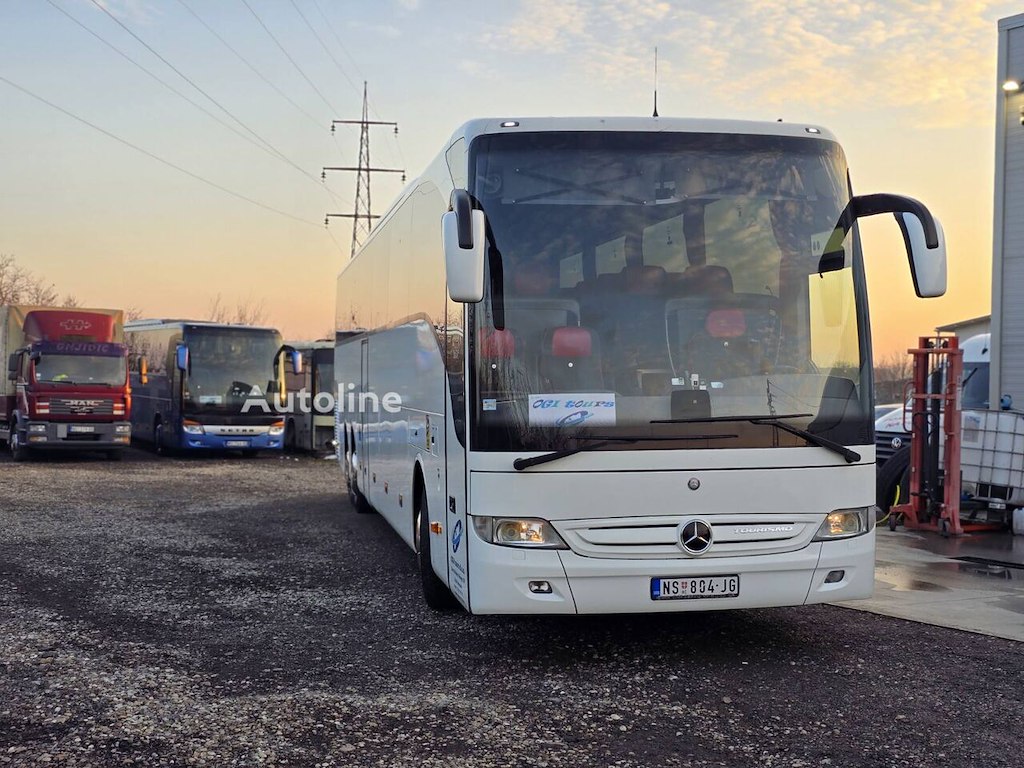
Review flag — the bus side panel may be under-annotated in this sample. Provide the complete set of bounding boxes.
[444,371,469,607]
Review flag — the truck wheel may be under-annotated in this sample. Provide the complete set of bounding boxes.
[415,495,459,611]
[876,445,911,513]
[10,431,31,463]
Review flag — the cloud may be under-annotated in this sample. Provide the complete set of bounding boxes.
[89,0,160,25]
[481,0,1021,127]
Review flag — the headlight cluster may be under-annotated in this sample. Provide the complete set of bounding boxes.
[28,424,47,433]
[115,424,131,434]
[813,507,873,541]
[472,516,568,549]
[268,420,285,436]
[182,420,205,435]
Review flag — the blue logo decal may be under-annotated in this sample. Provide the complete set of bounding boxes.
[556,410,591,427]
[452,519,463,553]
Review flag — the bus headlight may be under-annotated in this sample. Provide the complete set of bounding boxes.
[182,420,205,435]
[472,516,568,549]
[268,420,285,436]
[813,507,873,540]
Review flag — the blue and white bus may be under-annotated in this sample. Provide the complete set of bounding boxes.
[126,320,298,455]
[334,117,946,614]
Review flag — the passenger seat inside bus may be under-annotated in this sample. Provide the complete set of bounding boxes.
[538,326,605,391]
[502,264,581,380]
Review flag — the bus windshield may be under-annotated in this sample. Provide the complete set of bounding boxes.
[469,131,870,452]
[183,327,283,414]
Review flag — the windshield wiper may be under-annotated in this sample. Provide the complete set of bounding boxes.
[513,433,739,471]
[651,412,861,463]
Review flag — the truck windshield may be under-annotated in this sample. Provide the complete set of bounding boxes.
[469,130,871,453]
[35,354,126,386]
[183,327,283,414]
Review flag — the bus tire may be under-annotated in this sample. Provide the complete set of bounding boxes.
[284,420,296,452]
[416,494,458,611]
[876,445,911,513]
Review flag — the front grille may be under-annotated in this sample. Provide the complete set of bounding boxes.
[554,514,822,560]
[48,398,114,416]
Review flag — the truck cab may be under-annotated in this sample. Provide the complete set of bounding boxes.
[2,307,132,460]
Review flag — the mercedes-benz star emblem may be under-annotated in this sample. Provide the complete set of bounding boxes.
[679,519,713,555]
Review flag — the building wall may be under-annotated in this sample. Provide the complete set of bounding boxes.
[994,15,1024,408]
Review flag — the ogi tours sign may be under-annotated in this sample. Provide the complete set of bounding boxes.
[528,393,616,427]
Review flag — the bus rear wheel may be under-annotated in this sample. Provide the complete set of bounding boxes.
[415,496,458,611]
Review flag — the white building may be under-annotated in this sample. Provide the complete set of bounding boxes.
[993,14,1024,409]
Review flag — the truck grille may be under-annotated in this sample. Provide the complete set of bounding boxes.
[554,514,822,560]
[875,431,909,465]
[48,398,114,416]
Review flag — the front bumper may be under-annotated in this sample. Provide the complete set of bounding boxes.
[24,421,131,450]
[176,427,282,451]
[466,526,875,615]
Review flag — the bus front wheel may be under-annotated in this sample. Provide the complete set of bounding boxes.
[415,496,458,611]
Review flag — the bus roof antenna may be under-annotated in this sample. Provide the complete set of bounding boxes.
[652,46,659,118]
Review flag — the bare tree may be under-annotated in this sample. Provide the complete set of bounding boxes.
[0,254,65,306]
[125,305,145,321]
[205,293,269,326]
[60,293,81,309]
[234,296,268,326]
[875,350,913,403]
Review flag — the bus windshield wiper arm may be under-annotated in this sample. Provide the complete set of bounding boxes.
[651,413,860,463]
[513,433,739,471]
[749,417,861,463]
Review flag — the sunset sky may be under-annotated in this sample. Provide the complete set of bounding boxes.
[0,0,1015,358]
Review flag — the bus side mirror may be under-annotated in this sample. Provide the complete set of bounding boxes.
[442,189,486,303]
[290,351,303,376]
[896,212,946,298]
[848,193,947,298]
[7,354,17,381]
[175,345,189,372]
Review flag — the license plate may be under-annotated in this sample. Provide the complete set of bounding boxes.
[224,440,250,448]
[68,425,95,433]
[651,575,740,600]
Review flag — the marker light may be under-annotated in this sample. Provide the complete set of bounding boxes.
[500,121,520,128]
[805,127,822,134]
[1003,79,1021,93]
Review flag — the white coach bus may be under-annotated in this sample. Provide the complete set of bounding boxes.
[334,117,946,614]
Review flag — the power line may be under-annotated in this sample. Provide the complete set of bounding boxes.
[80,0,341,205]
[47,0,336,203]
[0,74,320,227]
[239,0,340,116]
[324,84,405,258]
[175,0,325,133]
[308,0,406,169]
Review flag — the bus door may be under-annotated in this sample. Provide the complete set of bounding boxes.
[359,339,371,497]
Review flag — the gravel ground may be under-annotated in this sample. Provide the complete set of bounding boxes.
[0,447,1021,767]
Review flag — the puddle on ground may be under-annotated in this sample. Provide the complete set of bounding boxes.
[889,578,951,593]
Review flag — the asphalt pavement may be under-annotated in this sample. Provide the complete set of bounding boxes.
[0,448,1021,767]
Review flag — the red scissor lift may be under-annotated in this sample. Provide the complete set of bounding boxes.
[890,336,979,537]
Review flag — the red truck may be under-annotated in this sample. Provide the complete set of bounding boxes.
[1,306,132,461]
